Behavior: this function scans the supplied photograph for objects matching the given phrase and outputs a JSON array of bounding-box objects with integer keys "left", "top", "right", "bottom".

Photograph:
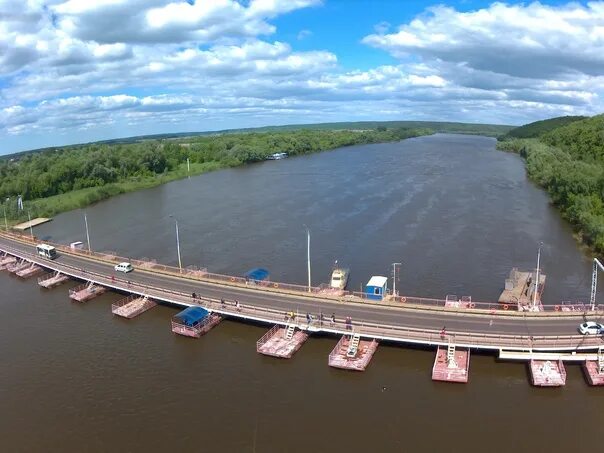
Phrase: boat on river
[{"left": 330, "top": 263, "right": 349, "bottom": 290}]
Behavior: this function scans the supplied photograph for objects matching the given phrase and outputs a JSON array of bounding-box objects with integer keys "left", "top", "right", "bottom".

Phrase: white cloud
[
  {"left": 1, "top": 1, "right": 604, "bottom": 154},
  {"left": 297, "top": 29, "right": 312, "bottom": 40},
  {"left": 363, "top": 2, "right": 604, "bottom": 79}
]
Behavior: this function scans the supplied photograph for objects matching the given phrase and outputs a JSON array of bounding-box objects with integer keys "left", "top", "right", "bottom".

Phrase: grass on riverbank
[
  {"left": 22, "top": 161, "right": 222, "bottom": 220},
  {"left": 7, "top": 128, "right": 433, "bottom": 223}
]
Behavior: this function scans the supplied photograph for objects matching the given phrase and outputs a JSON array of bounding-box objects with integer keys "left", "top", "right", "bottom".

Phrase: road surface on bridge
[{"left": 1, "top": 232, "right": 602, "bottom": 352}]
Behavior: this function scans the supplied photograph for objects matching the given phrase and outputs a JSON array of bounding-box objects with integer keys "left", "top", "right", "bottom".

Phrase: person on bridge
[
  {"left": 221, "top": 298, "right": 225, "bottom": 307},
  {"left": 440, "top": 326, "right": 446, "bottom": 340},
  {"left": 235, "top": 300, "right": 241, "bottom": 311},
  {"left": 331, "top": 313, "right": 336, "bottom": 326}
]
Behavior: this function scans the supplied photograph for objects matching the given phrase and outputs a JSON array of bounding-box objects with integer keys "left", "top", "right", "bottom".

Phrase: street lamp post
[
  {"left": 84, "top": 212, "right": 91, "bottom": 252},
  {"left": 3, "top": 197, "right": 9, "bottom": 232},
  {"left": 392, "top": 262, "right": 402, "bottom": 297},
  {"left": 170, "top": 215, "right": 182, "bottom": 271},
  {"left": 532, "top": 242, "right": 543, "bottom": 309},
  {"left": 304, "top": 225, "right": 311, "bottom": 292},
  {"left": 27, "top": 210, "right": 33, "bottom": 239},
  {"left": 590, "top": 258, "right": 604, "bottom": 311}
]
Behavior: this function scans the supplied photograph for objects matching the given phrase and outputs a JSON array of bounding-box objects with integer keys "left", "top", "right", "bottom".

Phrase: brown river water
[{"left": 1, "top": 134, "right": 602, "bottom": 452}]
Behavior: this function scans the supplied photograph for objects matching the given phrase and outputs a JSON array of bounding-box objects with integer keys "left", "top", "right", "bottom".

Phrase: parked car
[
  {"left": 114, "top": 262, "right": 134, "bottom": 273},
  {"left": 578, "top": 321, "right": 604, "bottom": 335}
]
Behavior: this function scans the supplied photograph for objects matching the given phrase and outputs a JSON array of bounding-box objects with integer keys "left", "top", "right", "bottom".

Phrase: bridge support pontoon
[
  {"left": 38, "top": 271, "right": 70, "bottom": 288},
  {"left": 69, "top": 282, "right": 106, "bottom": 302},
  {"left": 432, "top": 344, "right": 470, "bottom": 383},
  {"left": 256, "top": 324, "right": 308, "bottom": 358},
  {"left": 529, "top": 359, "right": 566, "bottom": 386},
  {"left": 328, "top": 334, "right": 378, "bottom": 371},
  {"left": 583, "top": 348, "right": 604, "bottom": 386},
  {"left": 112, "top": 295, "right": 157, "bottom": 319},
  {"left": 15, "top": 262, "right": 44, "bottom": 278}
]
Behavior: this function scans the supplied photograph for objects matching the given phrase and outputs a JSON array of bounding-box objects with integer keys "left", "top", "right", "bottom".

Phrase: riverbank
[
  {"left": 497, "top": 137, "right": 604, "bottom": 254},
  {"left": 2, "top": 128, "right": 433, "bottom": 225}
]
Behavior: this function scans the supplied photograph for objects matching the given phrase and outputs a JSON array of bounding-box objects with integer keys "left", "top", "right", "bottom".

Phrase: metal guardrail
[
  {"left": 2, "top": 230, "right": 601, "bottom": 316},
  {"left": 2, "top": 235, "right": 604, "bottom": 351},
  {"left": 256, "top": 325, "right": 280, "bottom": 351}
]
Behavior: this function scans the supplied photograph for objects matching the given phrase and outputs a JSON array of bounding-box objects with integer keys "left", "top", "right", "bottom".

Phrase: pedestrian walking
[
  {"left": 235, "top": 300, "right": 241, "bottom": 311},
  {"left": 440, "top": 326, "right": 446, "bottom": 340},
  {"left": 331, "top": 313, "right": 336, "bottom": 326}
]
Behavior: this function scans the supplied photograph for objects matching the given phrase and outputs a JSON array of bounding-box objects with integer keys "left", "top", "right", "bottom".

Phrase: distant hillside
[
  {"left": 3, "top": 120, "right": 512, "bottom": 159},
  {"left": 222, "top": 120, "right": 513, "bottom": 137},
  {"left": 500, "top": 115, "right": 586, "bottom": 140},
  {"left": 540, "top": 114, "right": 604, "bottom": 162}
]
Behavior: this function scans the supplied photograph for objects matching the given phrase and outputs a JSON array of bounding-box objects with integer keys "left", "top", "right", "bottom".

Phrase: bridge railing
[
  {"left": 3, "top": 239, "right": 604, "bottom": 350},
  {"left": 1, "top": 230, "right": 601, "bottom": 315}
]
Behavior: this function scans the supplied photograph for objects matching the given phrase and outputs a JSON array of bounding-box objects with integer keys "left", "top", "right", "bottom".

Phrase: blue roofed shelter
[
  {"left": 174, "top": 306, "right": 209, "bottom": 327},
  {"left": 244, "top": 268, "right": 270, "bottom": 282},
  {"left": 365, "top": 276, "right": 388, "bottom": 301}
]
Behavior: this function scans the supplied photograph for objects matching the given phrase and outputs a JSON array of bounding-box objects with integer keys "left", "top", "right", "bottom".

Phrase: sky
[{"left": 1, "top": 0, "right": 603, "bottom": 154}]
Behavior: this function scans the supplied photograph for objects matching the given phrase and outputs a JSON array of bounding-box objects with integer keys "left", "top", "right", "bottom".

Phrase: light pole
[
  {"left": 3, "top": 197, "right": 9, "bottom": 232},
  {"left": 590, "top": 258, "right": 604, "bottom": 311},
  {"left": 303, "top": 225, "right": 311, "bottom": 292},
  {"left": 532, "top": 242, "right": 543, "bottom": 309},
  {"left": 392, "top": 262, "right": 402, "bottom": 297},
  {"left": 170, "top": 215, "right": 182, "bottom": 271},
  {"left": 84, "top": 212, "right": 91, "bottom": 252},
  {"left": 27, "top": 209, "right": 33, "bottom": 239}
]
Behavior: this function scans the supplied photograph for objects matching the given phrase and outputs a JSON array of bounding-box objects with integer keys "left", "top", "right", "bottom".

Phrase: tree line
[
  {"left": 497, "top": 114, "right": 604, "bottom": 253},
  {"left": 0, "top": 127, "right": 432, "bottom": 221}
]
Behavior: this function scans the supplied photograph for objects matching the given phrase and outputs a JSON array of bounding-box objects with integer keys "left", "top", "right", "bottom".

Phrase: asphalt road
[{"left": 2, "top": 234, "right": 598, "bottom": 341}]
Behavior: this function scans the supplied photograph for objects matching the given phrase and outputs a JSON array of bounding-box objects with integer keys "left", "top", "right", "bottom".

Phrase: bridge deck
[{"left": 1, "top": 231, "right": 602, "bottom": 353}]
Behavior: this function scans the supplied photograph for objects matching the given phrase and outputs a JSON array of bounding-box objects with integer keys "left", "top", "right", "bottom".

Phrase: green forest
[
  {"left": 499, "top": 115, "right": 586, "bottom": 139},
  {"left": 0, "top": 127, "right": 432, "bottom": 222},
  {"left": 497, "top": 114, "right": 604, "bottom": 253}
]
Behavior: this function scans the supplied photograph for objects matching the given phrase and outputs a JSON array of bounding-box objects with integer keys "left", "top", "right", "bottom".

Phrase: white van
[
  {"left": 36, "top": 244, "right": 57, "bottom": 260},
  {"left": 114, "top": 262, "right": 134, "bottom": 273}
]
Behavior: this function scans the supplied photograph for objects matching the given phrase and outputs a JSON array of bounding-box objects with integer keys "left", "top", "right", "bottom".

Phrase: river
[{"left": 1, "top": 134, "right": 601, "bottom": 452}]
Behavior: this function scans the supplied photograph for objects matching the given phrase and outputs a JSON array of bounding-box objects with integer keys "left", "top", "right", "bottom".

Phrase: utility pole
[
  {"left": 392, "top": 262, "right": 401, "bottom": 297},
  {"left": 3, "top": 197, "right": 9, "bottom": 232},
  {"left": 84, "top": 212, "right": 91, "bottom": 252},
  {"left": 27, "top": 210, "right": 33, "bottom": 239},
  {"left": 532, "top": 242, "right": 542, "bottom": 309},
  {"left": 591, "top": 258, "right": 604, "bottom": 311},
  {"left": 170, "top": 215, "right": 182, "bottom": 271},
  {"left": 304, "top": 225, "right": 311, "bottom": 292}
]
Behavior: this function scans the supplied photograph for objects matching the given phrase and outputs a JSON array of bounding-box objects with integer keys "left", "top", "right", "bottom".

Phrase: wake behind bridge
[{"left": 2, "top": 230, "right": 604, "bottom": 386}]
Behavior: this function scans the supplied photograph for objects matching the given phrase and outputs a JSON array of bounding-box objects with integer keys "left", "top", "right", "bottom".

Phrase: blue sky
[{"left": 0, "top": 0, "right": 602, "bottom": 154}]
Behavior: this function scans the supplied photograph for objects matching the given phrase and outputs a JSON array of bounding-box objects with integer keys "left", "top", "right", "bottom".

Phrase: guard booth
[{"left": 365, "top": 276, "right": 388, "bottom": 301}]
